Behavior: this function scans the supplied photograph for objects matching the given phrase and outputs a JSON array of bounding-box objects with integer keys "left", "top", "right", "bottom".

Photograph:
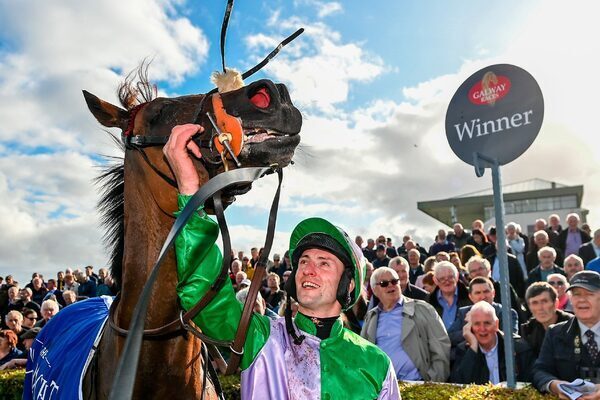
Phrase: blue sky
[{"left": 1, "top": 0, "right": 599, "bottom": 284}]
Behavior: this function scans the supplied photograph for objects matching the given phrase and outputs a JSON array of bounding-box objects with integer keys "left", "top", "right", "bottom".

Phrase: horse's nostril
[{"left": 250, "top": 87, "right": 271, "bottom": 108}]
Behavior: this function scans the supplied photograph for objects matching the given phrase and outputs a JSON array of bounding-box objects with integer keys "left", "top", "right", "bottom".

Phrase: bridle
[
  {"left": 107, "top": 2, "right": 303, "bottom": 399},
  {"left": 108, "top": 165, "right": 283, "bottom": 400}
]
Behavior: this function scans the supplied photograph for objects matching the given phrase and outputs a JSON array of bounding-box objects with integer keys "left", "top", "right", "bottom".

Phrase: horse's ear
[{"left": 83, "top": 90, "right": 129, "bottom": 131}]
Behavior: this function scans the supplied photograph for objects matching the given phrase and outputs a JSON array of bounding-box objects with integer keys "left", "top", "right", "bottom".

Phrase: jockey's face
[{"left": 295, "top": 248, "right": 349, "bottom": 318}]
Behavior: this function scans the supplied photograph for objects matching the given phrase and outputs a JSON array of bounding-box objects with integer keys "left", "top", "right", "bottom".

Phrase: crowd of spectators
[
  {"left": 0, "top": 265, "right": 117, "bottom": 369},
  {"left": 6, "top": 212, "right": 600, "bottom": 396},
  {"left": 226, "top": 212, "right": 600, "bottom": 395}
]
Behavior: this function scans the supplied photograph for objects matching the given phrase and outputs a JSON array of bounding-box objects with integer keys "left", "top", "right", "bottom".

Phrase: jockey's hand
[{"left": 163, "top": 124, "right": 204, "bottom": 195}]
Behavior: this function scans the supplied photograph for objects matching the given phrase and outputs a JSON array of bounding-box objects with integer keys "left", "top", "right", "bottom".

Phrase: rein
[{"left": 108, "top": 166, "right": 283, "bottom": 400}]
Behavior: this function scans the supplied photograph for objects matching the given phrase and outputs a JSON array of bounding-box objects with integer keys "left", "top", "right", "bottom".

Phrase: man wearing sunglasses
[
  {"left": 165, "top": 125, "right": 400, "bottom": 399},
  {"left": 361, "top": 266, "right": 450, "bottom": 382}
]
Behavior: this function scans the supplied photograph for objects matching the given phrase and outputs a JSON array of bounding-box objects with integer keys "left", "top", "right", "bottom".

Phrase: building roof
[
  {"left": 452, "top": 178, "right": 568, "bottom": 198},
  {"left": 417, "top": 179, "right": 584, "bottom": 227}
]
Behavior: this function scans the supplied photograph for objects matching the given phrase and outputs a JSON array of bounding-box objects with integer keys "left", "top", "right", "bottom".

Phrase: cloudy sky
[{"left": 1, "top": 0, "right": 599, "bottom": 283}]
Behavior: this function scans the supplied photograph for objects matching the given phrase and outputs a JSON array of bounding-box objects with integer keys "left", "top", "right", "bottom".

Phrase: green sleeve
[{"left": 174, "top": 194, "right": 270, "bottom": 369}]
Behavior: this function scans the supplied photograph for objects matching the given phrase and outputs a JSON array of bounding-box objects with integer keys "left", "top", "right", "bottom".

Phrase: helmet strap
[
  {"left": 336, "top": 268, "right": 354, "bottom": 310},
  {"left": 284, "top": 295, "right": 305, "bottom": 345}
]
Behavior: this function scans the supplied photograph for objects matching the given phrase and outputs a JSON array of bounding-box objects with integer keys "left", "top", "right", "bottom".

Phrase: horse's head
[{"left": 83, "top": 71, "right": 302, "bottom": 204}]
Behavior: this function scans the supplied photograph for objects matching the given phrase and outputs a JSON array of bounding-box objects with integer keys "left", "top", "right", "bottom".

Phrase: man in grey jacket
[{"left": 361, "top": 266, "right": 450, "bottom": 382}]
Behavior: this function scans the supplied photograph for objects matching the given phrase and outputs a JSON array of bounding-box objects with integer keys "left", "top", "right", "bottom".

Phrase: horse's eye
[{"left": 250, "top": 87, "right": 270, "bottom": 109}]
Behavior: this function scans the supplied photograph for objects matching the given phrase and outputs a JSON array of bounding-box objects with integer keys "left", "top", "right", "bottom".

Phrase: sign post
[{"left": 446, "top": 64, "right": 544, "bottom": 388}]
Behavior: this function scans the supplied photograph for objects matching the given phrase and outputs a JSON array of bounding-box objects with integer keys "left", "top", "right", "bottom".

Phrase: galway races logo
[{"left": 468, "top": 71, "right": 511, "bottom": 106}]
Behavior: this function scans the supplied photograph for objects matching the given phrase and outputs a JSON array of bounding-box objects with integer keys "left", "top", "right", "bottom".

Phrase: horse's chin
[
  {"left": 238, "top": 134, "right": 300, "bottom": 168},
  {"left": 202, "top": 135, "right": 299, "bottom": 214}
]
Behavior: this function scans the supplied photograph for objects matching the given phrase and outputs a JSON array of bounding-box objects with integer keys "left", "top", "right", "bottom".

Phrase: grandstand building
[{"left": 417, "top": 179, "right": 588, "bottom": 235}]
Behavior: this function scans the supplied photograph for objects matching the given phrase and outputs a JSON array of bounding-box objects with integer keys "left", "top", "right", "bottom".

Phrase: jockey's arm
[{"left": 166, "top": 124, "right": 270, "bottom": 370}]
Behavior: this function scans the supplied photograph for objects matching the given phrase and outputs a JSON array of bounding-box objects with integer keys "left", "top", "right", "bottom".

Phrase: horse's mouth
[
  {"left": 238, "top": 131, "right": 300, "bottom": 168},
  {"left": 243, "top": 128, "right": 291, "bottom": 144}
]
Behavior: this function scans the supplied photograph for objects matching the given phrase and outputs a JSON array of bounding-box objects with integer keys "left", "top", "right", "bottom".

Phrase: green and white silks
[{"left": 175, "top": 195, "right": 400, "bottom": 399}]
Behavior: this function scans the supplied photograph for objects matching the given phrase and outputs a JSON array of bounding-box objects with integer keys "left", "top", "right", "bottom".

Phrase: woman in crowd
[
  {"left": 415, "top": 256, "right": 437, "bottom": 289},
  {"left": 21, "top": 308, "right": 37, "bottom": 329},
  {"left": 459, "top": 245, "right": 481, "bottom": 269},
  {"left": 0, "top": 330, "right": 22, "bottom": 367},
  {"left": 470, "top": 229, "right": 490, "bottom": 255},
  {"left": 547, "top": 273, "right": 572, "bottom": 312},
  {"left": 421, "top": 271, "right": 436, "bottom": 294},
  {"left": 449, "top": 252, "right": 469, "bottom": 286}
]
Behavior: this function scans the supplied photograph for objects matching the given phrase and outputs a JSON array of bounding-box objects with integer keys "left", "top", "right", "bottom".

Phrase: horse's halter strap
[{"left": 108, "top": 166, "right": 283, "bottom": 400}]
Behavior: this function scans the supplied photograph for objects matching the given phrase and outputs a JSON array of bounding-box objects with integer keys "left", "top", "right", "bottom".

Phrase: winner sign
[{"left": 445, "top": 64, "right": 544, "bottom": 167}]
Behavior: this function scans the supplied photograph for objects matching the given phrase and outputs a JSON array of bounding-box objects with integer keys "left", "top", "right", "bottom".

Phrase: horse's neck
[{"left": 118, "top": 163, "right": 180, "bottom": 327}]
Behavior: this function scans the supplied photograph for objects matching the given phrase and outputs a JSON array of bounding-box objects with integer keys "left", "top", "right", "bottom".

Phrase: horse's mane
[
  {"left": 95, "top": 62, "right": 159, "bottom": 287},
  {"left": 117, "top": 60, "right": 158, "bottom": 110},
  {"left": 95, "top": 146, "right": 125, "bottom": 288}
]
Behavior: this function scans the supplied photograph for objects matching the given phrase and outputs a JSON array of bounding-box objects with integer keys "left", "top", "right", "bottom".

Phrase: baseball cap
[
  {"left": 20, "top": 327, "right": 41, "bottom": 340},
  {"left": 240, "top": 278, "right": 252, "bottom": 287},
  {"left": 567, "top": 271, "right": 600, "bottom": 292},
  {"left": 376, "top": 244, "right": 386, "bottom": 251}
]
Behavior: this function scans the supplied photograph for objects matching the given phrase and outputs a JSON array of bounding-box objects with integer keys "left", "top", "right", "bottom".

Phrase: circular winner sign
[{"left": 445, "top": 64, "right": 544, "bottom": 167}]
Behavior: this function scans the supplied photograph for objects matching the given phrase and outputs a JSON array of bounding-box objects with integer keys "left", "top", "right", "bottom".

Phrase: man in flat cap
[{"left": 533, "top": 271, "right": 600, "bottom": 398}]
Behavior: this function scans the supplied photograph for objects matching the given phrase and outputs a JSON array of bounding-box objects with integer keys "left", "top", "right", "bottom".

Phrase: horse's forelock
[{"left": 118, "top": 61, "right": 158, "bottom": 111}]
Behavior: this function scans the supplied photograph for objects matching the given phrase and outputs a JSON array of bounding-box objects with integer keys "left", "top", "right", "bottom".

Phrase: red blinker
[{"left": 250, "top": 88, "right": 270, "bottom": 108}]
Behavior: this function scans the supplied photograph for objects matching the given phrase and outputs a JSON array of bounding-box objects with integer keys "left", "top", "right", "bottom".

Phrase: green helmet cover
[{"left": 288, "top": 217, "right": 365, "bottom": 310}]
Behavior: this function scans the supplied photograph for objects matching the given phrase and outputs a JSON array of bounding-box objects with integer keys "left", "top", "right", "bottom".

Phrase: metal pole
[{"left": 491, "top": 160, "right": 516, "bottom": 388}]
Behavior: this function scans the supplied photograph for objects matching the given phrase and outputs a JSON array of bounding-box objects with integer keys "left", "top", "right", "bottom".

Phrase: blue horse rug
[{"left": 23, "top": 296, "right": 113, "bottom": 400}]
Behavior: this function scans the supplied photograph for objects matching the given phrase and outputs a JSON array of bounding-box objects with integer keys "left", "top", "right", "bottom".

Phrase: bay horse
[{"left": 78, "top": 64, "right": 302, "bottom": 399}]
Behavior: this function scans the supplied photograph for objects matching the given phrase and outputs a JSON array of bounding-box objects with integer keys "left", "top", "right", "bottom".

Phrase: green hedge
[
  {"left": 218, "top": 375, "right": 557, "bottom": 399},
  {"left": 0, "top": 369, "right": 26, "bottom": 400},
  {"left": 6, "top": 369, "right": 557, "bottom": 399}
]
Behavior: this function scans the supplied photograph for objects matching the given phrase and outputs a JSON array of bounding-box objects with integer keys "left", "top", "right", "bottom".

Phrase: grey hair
[
  {"left": 370, "top": 267, "right": 399, "bottom": 288},
  {"left": 466, "top": 256, "right": 491, "bottom": 273},
  {"left": 41, "top": 299, "right": 59, "bottom": 312},
  {"left": 537, "top": 246, "right": 557, "bottom": 258},
  {"left": 564, "top": 254, "right": 583, "bottom": 266},
  {"left": 470, "top": 300, "right": 498, "bottom": 321},
  {"left": 433, "top": 261, "right": 458, "bottom": 279}
]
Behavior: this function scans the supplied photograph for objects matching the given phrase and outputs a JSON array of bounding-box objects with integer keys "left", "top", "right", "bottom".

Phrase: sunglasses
[
  {"left": 25, "top": 317, "right": 37, "bottom": 321},
  {"left": 376, "top": 279, "right": 399, "bottom": 288},
  {"left": 548, "top": 280, "right": 565, "bottom": 287}
]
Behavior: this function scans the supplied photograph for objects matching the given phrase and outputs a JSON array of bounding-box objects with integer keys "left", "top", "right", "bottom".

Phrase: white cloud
[
  {"left": 245, "top": 16, "right": 385, "bottom": 114},
  {"left": 0, "top": 0, "right": 209, "bottom": 283},
  {"left": 293, "top": 0, "right": 343, "bottom": 18},
  {"left": 0, "top": 0, "right": 209, "bottom": 151},
  {"left": 316, "top": 2, "right": 342, "bottom": 18},
  {"left": 0, "top": 152, "right": 106, "bottom": 284},
  {"left": 231, "top": 0, "right": 600, "bottom": 251}
]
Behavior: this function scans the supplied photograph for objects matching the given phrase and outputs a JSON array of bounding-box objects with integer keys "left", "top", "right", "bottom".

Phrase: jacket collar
[{"left": 294, "top": 312, "right": 344, "bottom": 339}]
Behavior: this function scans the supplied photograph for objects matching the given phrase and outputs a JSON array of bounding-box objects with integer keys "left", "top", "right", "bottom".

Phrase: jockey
[{"left": 164, "top": 124, "right": 400, "bottom": 399}]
